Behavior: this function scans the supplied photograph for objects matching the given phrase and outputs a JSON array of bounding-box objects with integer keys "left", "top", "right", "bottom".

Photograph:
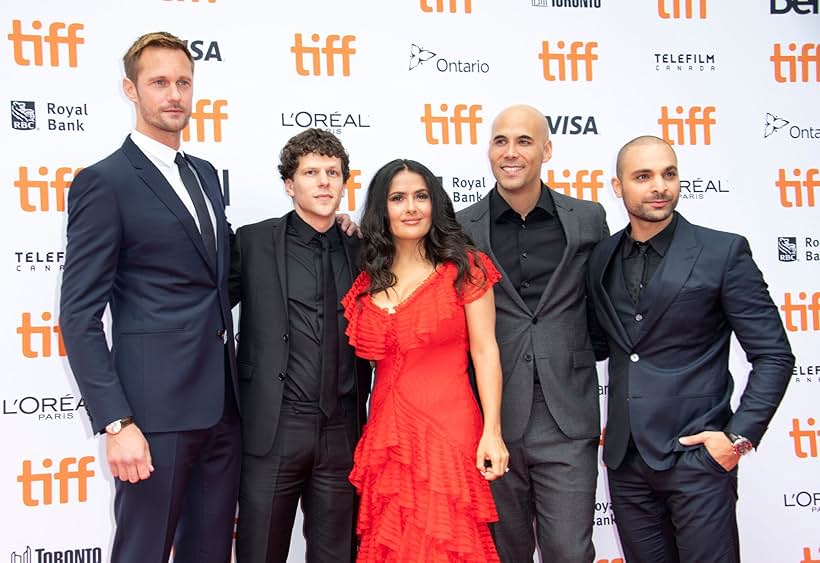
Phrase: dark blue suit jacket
[
  {"left": 60, "top": 136, "right": 238, "bottom": 434},
  {"left": 588, "top": 213, "right": 793, "bottom": 471}
]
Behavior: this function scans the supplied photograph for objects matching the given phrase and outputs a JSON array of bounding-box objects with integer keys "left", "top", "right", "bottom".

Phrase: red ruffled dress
[{"left": 341, "top": 252, "right": 501, "bottom": 562}]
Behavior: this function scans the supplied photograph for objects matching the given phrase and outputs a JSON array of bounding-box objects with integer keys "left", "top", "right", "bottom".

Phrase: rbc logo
[
  {"left": 778, "top": 237, "right": 798, "bottom": 262},
  {"left": 11, "top": 101, "right": 36, "bottom": 130}
]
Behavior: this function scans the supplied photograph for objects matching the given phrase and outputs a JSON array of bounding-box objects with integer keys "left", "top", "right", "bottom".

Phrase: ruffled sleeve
[
  {"left": 459, "top": 251, "right": 501, "bottom": 305},
  {"left": 342, "top": 272, "right": 387, "bottom": 360}
]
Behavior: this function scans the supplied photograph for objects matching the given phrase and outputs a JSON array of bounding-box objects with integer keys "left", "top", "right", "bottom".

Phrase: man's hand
[
  {"left": 336, "top": 213, "right": 362, "bottom": 238},
  {"left": 679, "top": 431, "right": 738, "bottom": 471},
  {"left": 107, "top": 424, "right": 154, "bottom": 483}
]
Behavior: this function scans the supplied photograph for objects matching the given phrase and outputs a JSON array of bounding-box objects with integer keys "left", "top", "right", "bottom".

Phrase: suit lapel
[
  {"left": 532, "top": 191, "right": 577, "bottom": 315},
  {"left": 591, "top": 231, "right": 634, "bottom": 351},
  {"left": 189, "top": 157, "right": 224, "bottom": 277},
  {"left": 465, "top": 195, "right": 529, "bottom": 313},
  {"left": 632, "top": 214, "right": 702, "bottom": 346},
  {"left": 120, "top": 137, "right": 215, "bottom": 277},
  {"left": 273, "top": 215, "right": 289, "bottom": 314}
]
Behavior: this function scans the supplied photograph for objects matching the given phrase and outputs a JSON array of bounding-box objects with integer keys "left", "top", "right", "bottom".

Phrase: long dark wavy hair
[{"left": 358, "top": 158, "right": 486, "bottom": 296}]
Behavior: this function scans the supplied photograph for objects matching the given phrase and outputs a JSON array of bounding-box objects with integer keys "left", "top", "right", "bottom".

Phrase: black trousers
[
  {"left": 111, "top": 391, "right": 241, "bottom": 563},
  {"left": 236, "top": 397, "right": 358, "bottom": 563},
  {"left": 607, "top": 442, "right": 740, "bottom": 563}
]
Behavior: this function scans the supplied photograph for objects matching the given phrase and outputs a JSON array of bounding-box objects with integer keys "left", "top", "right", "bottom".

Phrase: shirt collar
[
  {"left": 622, "top": 212, "right": 679, "bottom": 258},
  {"left": 130, "top": 129, "right": 182, "bottom": 170},
  {"left": 490, "top": 183, "right": 556, "bottom": 223},
  {"left": 287, "top": 210, "right": 342, "bottom": 247}
]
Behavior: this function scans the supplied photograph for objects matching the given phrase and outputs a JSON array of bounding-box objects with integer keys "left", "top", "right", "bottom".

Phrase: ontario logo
[{"left": 408, "top": 44, "right": 490, "bottom": 73}]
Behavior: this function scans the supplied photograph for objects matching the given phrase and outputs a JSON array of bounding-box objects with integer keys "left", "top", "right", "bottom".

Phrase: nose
[
  {"left": 405, "top": 196, "right": 418, "bottom": 213},
  {"left": 167, "top": 83, "right": 183, "bottom": 101},
  {"left": 504, "top": 143, "right": 517, "bottom": 158},
  {"left": 317, "top": 170, "right": 330, "bottom": 186}
]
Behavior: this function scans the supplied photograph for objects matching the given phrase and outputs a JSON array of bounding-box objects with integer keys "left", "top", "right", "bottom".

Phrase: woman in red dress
[{"left": 342, "top": 159, "right": 509, "bottom": 562}]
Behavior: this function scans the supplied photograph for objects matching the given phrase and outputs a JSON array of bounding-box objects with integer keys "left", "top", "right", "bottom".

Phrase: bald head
[
  {"left": 616, "top": 136, "right": 675, "bottom": 181},
  {"left": 491, "top": 105, "right": 549, "bottom": 141}
]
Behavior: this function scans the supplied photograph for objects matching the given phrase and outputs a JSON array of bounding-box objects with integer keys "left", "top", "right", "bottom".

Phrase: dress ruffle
[{"left": 350, "top": 389, "right": 499, "bottom": 562}]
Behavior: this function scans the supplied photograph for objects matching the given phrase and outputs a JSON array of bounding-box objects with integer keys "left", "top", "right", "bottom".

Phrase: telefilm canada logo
[
  {"left": 11, "top": 101, "right": 36, "bottom": 130},
  {"left": 654, "top": 51, "right": 716, "bottom": 72},
  {"left": 408, "top": 44, "right": 490, "bottom": 74},
  {"left": 531, "top": 0, "right": 602, "bottom": 7},
  {"left": 765, "top": 112, "right": 820, "bottom": 140},
  {"left": 10, "top": 545, "right": 102, "bottom": 563}
]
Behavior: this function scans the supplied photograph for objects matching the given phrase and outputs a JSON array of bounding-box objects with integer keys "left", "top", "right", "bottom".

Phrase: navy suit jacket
[
  {"left": 60, "top": 136, "right": 238, "bottom": 434},
  {"left": 587, "top": 213, "right": 793, "bottom": 471}
]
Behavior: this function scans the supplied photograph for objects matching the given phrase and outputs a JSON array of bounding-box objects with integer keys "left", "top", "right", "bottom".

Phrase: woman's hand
[{"left": 476, "top": 430, "right": 509, "bottom": 481}]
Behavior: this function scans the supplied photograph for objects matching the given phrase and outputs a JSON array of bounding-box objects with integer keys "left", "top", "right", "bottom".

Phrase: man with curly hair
[{"left": 229, "top": 128, "right": 371, "bottom": 563}]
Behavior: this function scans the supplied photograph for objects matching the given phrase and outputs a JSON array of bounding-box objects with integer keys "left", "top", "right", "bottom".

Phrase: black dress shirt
[
  {"left": 284, "top": 212, "right": 354, "bottom": 403},
  {"left": 621, "top": 213, "right": 678, "bottom": 303},
  {"left": 490, "top": 184, "right": 566, "bottom": 313}
]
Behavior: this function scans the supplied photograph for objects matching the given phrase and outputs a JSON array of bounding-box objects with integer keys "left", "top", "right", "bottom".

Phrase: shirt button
[
  {"left": 278, "top": 372, "right": 286, "bottom": 381},
  {"left": 282, "top": 332, "right": 289, "bottom": 342},
  {"left": 522, "top": 252, "right": 528, "bottom": 259},
  {"left": 630, "top": 353, "right": 639, "bottom": 362},
  {"left": 635, "top": 314, "right": 643, "bottom": 322},
  {"left": 524, "top": 354, "right": 533, "bottom": 362},
  {"left": 522, "top": 281, "right": 531, "bottom": 289},
  {"left": 531, "top": 317, "right": 538, "bottom": 325}
]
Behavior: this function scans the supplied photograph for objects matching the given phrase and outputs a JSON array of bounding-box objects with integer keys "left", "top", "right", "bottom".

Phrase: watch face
[{"left": 735, "top": 438, "right": 753, "bottom": 456}]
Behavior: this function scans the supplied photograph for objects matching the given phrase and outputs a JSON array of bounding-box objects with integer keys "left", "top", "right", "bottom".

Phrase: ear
[
  {"left": 284, "top": 178, "right": 295, "bottom": 198},
  {"left": 542, "top": 139, "right": 553, "bottom": 164},
  {"left": 123, "top": 78, "right": 137, "bottom": 103},
  {"left": 611, "top": 176, "right": 623, "bottom": 199}
]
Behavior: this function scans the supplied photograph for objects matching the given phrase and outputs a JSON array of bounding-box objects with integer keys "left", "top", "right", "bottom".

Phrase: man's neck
[{"left": 497, "top": 182, "right": 542, "bottom": 219}]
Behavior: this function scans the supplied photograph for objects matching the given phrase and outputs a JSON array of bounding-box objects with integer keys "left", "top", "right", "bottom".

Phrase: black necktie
[
  {"left": 175, "top": 153, "right": 217, "bottom": 268},
  {"left": 319, "top": 234, "right": 339, "bottom": 418}
]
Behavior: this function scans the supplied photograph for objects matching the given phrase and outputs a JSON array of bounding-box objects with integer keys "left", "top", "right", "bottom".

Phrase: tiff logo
[
  {"left": 291, "top": 34, "right": 356, "bottom": 77},
  {"left": 658, "top": 105, "right": 716, "bottom": 145},
  {"left": 17, "top": 456, "right": 95, "bottom": 506},
  {"left": 802, "top": 547, "right": 820, "bottom": 563},
  {"left": 545, "top": 169, "right": 604, "bottom": 202},
  {"left": 790, "top": 417, "right": 820, "bottom": 458},
  {"left": 780, "top": 292, "right": 820, "bottom": 331},
  {"left": 421, "top": 0, "right": 473, "bottom": 12},
  {"left": 182, "top": 99, "right": 227, "bottom": 142},
  {"left": 597, "top": 559, "right": 624, "bottom": 563},
  {"left": 658, "top": 0, "right": 707, "bottom": 18},
  {"left": 17, "top": 312, "right": 65, "bottom": 358},
  {"left": 14, "top": 166, "right": 79, "bottom": 212},
  {"left": 421, "top": 103, "right": 482, "bottom": 145},
  {"left": 539, "top": 41, "right": 598, "bottom": 81},
  {"left": 7, "top": 20, "right": 84, "bottom": 67},
  {"left": 345, "top": 169, "right": 362, "bottom": 212},
  {"left": 771, "top": 43, "right": 820, "bottom": 83},
  {"left": 771, "top": 0, "right": 819, "bottom": 14},
  {"left": 776, "top": 168, "right": 818, "bottom": 207}
]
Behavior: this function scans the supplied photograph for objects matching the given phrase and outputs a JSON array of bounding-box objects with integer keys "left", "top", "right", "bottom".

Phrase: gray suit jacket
[{"left": 457, "top": 186, "right": 609, "bottom": 442}]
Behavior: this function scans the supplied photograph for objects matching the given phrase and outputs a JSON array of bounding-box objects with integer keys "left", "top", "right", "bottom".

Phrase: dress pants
[
  {"left": 236, "top": 396, "right": 358, "bottom": 563},
  {"left": 490, "top": 391, "right": 598, "bottom": 563},
  {"left": 607, "top": 441, "right": 740, "bottom": 563},
  {"left": 110, "top": 378, "right": 241, "bottom": 563}
]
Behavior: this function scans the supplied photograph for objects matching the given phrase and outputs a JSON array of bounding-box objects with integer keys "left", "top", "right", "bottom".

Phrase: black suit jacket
[
  {"left": 588, "top": 213, "right": 793, "bottom": 471},
  {"left": 60, "top": 136, "right": 238, "bottom": 434},
  {"left": 229, "top": 214, "right": 372, "bottom": 456}
]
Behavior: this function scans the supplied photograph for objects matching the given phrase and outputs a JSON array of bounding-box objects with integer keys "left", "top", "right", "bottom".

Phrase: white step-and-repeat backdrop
[{"left": 1, "top": 1, "right": 817, "bottom": 562}]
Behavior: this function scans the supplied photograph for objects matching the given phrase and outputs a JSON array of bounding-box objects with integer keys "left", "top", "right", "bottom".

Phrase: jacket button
[
  {"left": 282, "top": 332, "right": 289, "bottom": 342},
  {"left": 630, "top": 353, "right": 639, "bottom": 362},
  {"left": 524, "top": 354, "right": 533, "bottom": 362},
  {"left": 635, "top": 314, "right": 643, "bottom": 322},
  {"left": 217, "top": 329, "right": 225, "bottom": 339},
  {"left": 278, "top": 372, "right": 286, "bottom": 381}
]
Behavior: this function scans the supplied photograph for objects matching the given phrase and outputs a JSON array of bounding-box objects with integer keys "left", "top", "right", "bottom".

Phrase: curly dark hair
[
  {"left": 278, "top": 128, "right": 350, "bottom": 182},
  {"left": 358, "top": 158, "right": 486, "bottom": 297}
]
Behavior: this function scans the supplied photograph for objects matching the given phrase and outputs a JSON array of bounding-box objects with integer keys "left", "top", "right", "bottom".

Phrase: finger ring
[{"left": 505, "top": 467, "right": 510, "bottom": 473}]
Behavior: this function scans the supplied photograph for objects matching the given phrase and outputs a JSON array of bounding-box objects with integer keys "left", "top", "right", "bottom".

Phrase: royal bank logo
[
  {"left": 280, "top": 110, "right": 371, "bottom": 136},
  {"left": 408, "top": 44, "right": 490, "bottom": 73},
  {"left": 531, "top": 0, "right": 602, "bottom": 7},
  {"left": 594, "top": 499, "right": 615, "bottom": 526},
  {"left": 654, "top": 51, "right": 716, "bottom": 72},
  {"left": 765, "top": 112, "right": 820, "bottom": 140},
  {"left": 445, "top": 175, "right": 491, "bottom": 204},
  {"left": 779, "top": 237, "right": 798, "bottom": 262},
  {"left": 11, "top": 101, "right": 36, "bottom": 130}
]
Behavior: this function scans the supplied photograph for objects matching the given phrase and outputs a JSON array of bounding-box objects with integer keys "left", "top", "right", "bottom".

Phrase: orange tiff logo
[
  {"left": 771, "top": 43, "right": 820, "bottom": 83},
  {"left": 658, "top": 0, "right": 707, "bottom": 18},
  {"left": 421, "top": 0, "right": 473, "bottom": 12},
  {"left": 421, "top": 103, "right": 482, "bottom": 145},
  {"left": 597, "top": 559, "right": 624, "bottom": 563},
  {"left": 182, "top": 99, "right": 227, "bottom": 142},
  {"left": 17, "top": 456, "right": 95, "bottom": 506},
  {"left": 539, "top": 41, "right": 598, "bottom": 81},
  {"left": 802, "top": 547, "right": 820, "bottom": 563},
  {"left": 291, "top": 34, "right": 356, "bottom": 76},
  {"left": 17, "top": 312, "right": 65, "bottom": 358},
  {"left": 658, "top": 105, "right": 715, "bottom": 145},
  {"left": 790, "top": 418, "right": 820, "bottom": 458},
  {"left": 545, "top": 169, "right": 604, "bottom": 202},
  {"left": 7, "top": 20, "right": 84, "bottom": 67},
  {"left": 776, "top": 168, "right": 818, "bottom": 208},
  {"left": 345, "top": 169, "right": 362, "bottom": 212},
  {"left": 14, "top": 166, "right": 80, "bottom": 212},
  {"left": 781, "top": 292, "right": 820, "bottom": 332}
]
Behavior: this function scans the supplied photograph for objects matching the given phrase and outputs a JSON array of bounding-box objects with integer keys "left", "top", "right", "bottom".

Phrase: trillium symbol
[
  {"left": 764, "top": 112, "right": 789, "bottom": 138},
  {"left": 409, "top": 44, "right": 436, "bottom": 70}
]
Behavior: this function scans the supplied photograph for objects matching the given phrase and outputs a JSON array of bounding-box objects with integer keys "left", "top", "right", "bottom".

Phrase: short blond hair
[{"left": 123, "top": 31, "right": 193, "bottom": 82}]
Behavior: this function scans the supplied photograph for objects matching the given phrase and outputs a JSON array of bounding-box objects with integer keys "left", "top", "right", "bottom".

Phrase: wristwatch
[
  {"left": 105, "top": 416, "right": 134, "bottom": 435},
  {"left": 725, "top": 432, "right": 753, "bottom": 456}
]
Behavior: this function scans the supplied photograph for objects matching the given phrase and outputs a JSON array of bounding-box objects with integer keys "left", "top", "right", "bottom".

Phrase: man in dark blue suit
[
  {"left": 60, "top": 32, "right": 240, "bottom": 563},
  {"left": 587, "top": 136, "right": 793, "bottom": 562}
]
